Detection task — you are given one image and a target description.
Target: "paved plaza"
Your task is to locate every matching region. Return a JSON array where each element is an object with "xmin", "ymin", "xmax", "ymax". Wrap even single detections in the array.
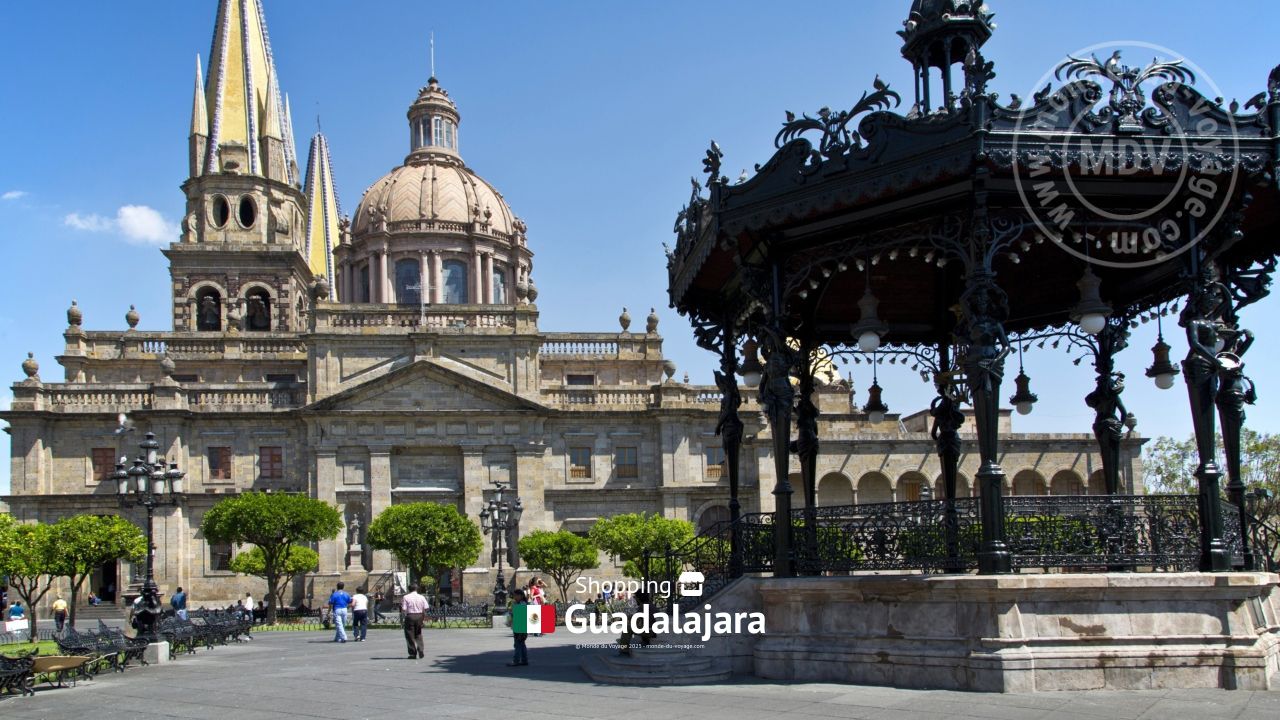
[{"xmin": 4, "ymin": 627, "xmax": 1279, "ymax": 720}]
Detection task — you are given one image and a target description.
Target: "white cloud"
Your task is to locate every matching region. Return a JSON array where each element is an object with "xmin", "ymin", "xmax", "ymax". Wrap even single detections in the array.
[
  {"xmin": 64, "ymin": 212, "xmax": 115, "ymax": 232},
  {"xmin": 2, "ymin": 190, "xmax": 27, "ymax": 200},
  {"xmin": 64, "ymin": 205, "xmax": 178, "ymax": 245},
  {"xmin": 117, "ymin": 205, "xmax": 178, "ymax": 244}
]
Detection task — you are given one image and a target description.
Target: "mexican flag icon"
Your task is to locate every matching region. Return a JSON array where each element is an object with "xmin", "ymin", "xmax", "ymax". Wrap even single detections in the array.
[{"xmin": 513, "ymin": 604, "xmax": 556, "ymax": 634}]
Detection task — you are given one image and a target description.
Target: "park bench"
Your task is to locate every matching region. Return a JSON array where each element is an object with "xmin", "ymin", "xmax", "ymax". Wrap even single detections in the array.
[
  {"xmin": 97, "ymin": 621, "xmax": 149, "ymax": 669},
  {"xmin": 0, "ymin": 651, "xmax": 36, "ymax": 698},
  {"xmin": 31, "ymin": 655, "xmax": 94, "ymax": 688},
  {"xmin": 157, "ymin": 617, "xmax": 198, "ymax": 658},
  {"xmin": 425, "ymin": 603, "xmax": 491, "ymax": 628},
  {"xmin": 56, "ymin": 627, "xmax": 119, "ymax": 673}
]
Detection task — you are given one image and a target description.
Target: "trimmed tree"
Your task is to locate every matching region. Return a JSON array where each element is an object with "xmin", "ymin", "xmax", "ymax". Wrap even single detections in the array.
[
  {"xmin": 200, "ymin": 492, "xmax": 342, "ymax": 623},
  {"xmin": 516, "ymin": 530, "xmax": 599, "ymax": 602},
  {"xmin": 0, "ymin": 517, "xmax": 59, "ymax": 642},
  {"xmin": 367, "ymin": 503, "xmax": 483, "ymax": 600},
  {"xmin": 228, "ymin": 545, "xmax": 319, "ymax": 612},
  {"xmin": 589, "ymin": 512, "xmax": 694, "ymax": 580},
  {"xmin": 50, "ymin": 514, "xmax": 147, "ymax": 628}
]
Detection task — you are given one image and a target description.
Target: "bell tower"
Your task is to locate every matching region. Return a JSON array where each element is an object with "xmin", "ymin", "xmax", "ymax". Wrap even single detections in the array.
[{"xmin": 166, "ymin": 0, "xmax": 311, "ymax": 333}]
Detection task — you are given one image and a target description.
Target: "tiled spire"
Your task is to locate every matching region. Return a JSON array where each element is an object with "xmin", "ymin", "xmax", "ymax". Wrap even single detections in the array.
[{"xmin": 304, "ymin": 132, "xmax": 342, "ymax": 297}]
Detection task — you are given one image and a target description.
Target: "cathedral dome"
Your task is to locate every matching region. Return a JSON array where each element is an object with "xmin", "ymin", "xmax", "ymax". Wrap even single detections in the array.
[
  {"xmin": 352, "ymin": 158, "xmax": 520, "ymax": 240},
  {"xmin": 350, "ymin": 77, "xmax": 524, "ymax": 244},
  {"xmin": 336, "ymin": 76, "xmax": 533, "ymax": 306}
]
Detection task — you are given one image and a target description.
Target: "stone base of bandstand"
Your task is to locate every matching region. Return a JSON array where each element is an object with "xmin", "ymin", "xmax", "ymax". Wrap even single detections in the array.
[
  {"xmin": 661, "ymin": 572, "xmax": 1280, "ymax": 691},
  {"xmin": 737, "ymin": 572, "xmax": 1280, "ymax": 692}
]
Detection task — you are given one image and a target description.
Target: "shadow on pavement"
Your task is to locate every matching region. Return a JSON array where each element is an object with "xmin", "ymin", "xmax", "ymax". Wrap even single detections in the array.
[{"xmin": 432, "ymin": 640, "xmax": 601, "ymax": 683}]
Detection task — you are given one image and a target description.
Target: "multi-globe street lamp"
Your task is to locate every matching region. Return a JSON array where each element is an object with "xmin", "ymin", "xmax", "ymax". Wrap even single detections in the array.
[
  {"xmin": 478, "ymin": 480, "xmax": 522, "ymax": 610},
  {"xmin": 111, "ymin": 431, "xmax": 185, "ymax": 643}
]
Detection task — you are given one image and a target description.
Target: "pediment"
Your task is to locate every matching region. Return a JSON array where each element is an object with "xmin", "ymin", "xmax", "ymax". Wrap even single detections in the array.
[{"xmin": 310, "ymin": 359, "xmax": 542, "ymax": 413}]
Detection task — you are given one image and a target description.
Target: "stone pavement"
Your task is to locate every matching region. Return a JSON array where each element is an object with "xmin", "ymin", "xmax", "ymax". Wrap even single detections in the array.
[{"xmin": 3, "ymin": 625, "xmax": 1278, "ymax": 720}]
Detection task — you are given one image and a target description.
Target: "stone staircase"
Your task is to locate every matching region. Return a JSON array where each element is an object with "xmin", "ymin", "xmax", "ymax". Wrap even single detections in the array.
[
  {"xmin": 73, "ymin": 603, "xmax": 125, "ymax": 622},
  {"xmin": 581, "ymin": 643, "xmax": 732, "ymax": 685}
]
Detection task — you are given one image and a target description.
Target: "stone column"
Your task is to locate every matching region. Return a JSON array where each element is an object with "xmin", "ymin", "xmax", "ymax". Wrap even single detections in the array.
[
  {"xmin": 461, "ymin": 446, "xmax": 490, "ymax": 601},
  {"xmin": 473, "ymin": 251, "xmax": 483, "ymax": 304},
  {"xmin": 431, "ymin": 252, "xmax": 443, "ymax": 304},
  {"xmin": 482, "ymin": 253, "xmax": 494, "ymax": 304},
  {"xmin": 368, "ymin": 448, "xmax": 393, "ymax": 571},
  {"xmin": 419, "ymin": 251, "xmax": 429, "ymax": 305},
  {"xmin": 315, "ymin": 448, "xmax": 344, "ymax": 573},
  {"xmin": 378, "ymin": 248, "xmax": 390, "ymax": 303}
]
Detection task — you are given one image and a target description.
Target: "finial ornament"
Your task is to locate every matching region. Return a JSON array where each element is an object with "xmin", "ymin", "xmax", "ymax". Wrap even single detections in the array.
[
  {"xmin": 646, "ymin": 308, "xmax": 660, "ymax": 334},
  {"xmin": 21, "ymin": 352, "xmax": 38, "ymax": 380},
  {"xmin": 619, "ymin": 307, "xmax": 632, "ymax": 332},
  {"xmin": 126, "ymin": 305, "xmax": 140, "ymax": 329},
  {"xmin": 67, "ymin": 300, "xmax": 83, "ymax": 327}
]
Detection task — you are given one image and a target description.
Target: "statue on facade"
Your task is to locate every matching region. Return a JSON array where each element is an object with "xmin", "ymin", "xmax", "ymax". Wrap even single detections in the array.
[{"xmin": 347, "ymin": 515, "xmax": 362, "ymax": 550}]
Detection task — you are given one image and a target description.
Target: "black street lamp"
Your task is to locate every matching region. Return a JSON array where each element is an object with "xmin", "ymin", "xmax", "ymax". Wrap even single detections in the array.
[
  {"xmin": 111, "ymin": 431, "xmax": 185, "ymax": 643},
  {"xmin": 478, "ymin": 480, "xmax": 522, "ymax": 611}
]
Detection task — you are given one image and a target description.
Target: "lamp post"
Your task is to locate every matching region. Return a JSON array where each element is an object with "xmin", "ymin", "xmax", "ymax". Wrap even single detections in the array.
[
  {"xmin": 478, "ymin": 480, "xmax": 522, "ymax": 611},
  {"xmin": 111, "ymin": 431, "xmax": 185, "ymax": 644}
]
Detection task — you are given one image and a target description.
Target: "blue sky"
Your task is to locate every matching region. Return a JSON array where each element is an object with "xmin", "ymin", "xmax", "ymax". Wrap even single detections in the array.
[{"xmin": 2, "ymin": 1, "xmax": 1278, "ymax": 494}]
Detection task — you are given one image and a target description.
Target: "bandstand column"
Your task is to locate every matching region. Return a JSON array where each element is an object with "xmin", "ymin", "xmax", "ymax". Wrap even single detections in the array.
[
  {"xmin": 794, "ymin": 339, "xmax": 820, "ymax": 574},
  {"xmin": 1216, "ymin": 295, "xmax": 1257, "ymax": 569},
  {"xmin": 1181, "ymin": 259, "xmax": 1231, "ymax": 572},
  {"xmin": 760, "ymin": 328, "xmax": 795, "ymax": 578},
  {"xmin": 930, "ymin": 344, "xmax": 965, "ymax": 571},
  {"xmin": 713, "ymin": 325, "xmax": 745, "ymax": 578},
  {"xmin": 963, "ymin": 269, "xmax": 1011, "ymax": 574},
  {"xmin": 1088, "ymin": 320, "xmax": 1129, "ymax": 495}
]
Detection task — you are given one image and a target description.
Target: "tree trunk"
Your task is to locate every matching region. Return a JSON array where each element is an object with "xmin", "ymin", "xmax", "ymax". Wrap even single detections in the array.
[
  {"xmin": 264, "ymin": 569, "xmax": 278, "ymax": 624},
  {"xmin": 68, "ymin": 573, "xmax": 88, "ymax": 628}
]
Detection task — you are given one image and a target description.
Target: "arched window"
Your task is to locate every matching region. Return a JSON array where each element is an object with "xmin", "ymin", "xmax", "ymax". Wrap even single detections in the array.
[
  {"xmin": 358, "ymin": 263, "xmax": 371, "ymax": 303},
  {"xmin": 432, "ymin": 116, "xmax": 443, "ymax": 147},
  {"xmin": 195, "ymin": 288, "xmax": 222, "ymax": 331},
  {"xmin": 1053, "ymin": 470, "xmax": 1086, "ymax": 496},
  {"xmin": 492, "ymin": 265, "xmax": 507, "ymax": 304},
  {"xmin": 244, "ymin": 288, "xmax": 271, "ymax": 332},
  {"xmin": 395, "ymin": 258, "xmax": 421, "ymax": 305},
  {"xmin": 817, "ymin": 473, "xmax": 853, "ymax": 506},
  {"xmin": 898, "ymin": 471, "xmax": 929, "ymax": 502},
  {"xmin": 1012, "ymin": 470, "xmax": 1047, "ymax": 496},
  {"xmin": 856, "ymin": 472, "xmax": 892, "ymax": 504},
  {"xmin": 697, "ymin": 506, "xmax": 731, "ymax": 534},
  {"xmin": 442, "ymin": 259, "xmax": 467, "ymax": 304}
]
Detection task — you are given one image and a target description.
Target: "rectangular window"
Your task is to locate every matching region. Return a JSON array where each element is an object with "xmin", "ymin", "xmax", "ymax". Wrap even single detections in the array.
[
  {"xmin": 705, "ymin": 446, "xmax": 726, "ymax": 478},
  {"xmin": 171, "ymin": 374, "xmax": 199, "ymax": 383},
  {"xmin": 569, "ymin": 447, "xmax": 592, "ymax": 479},
  {"xmin": 265, "ymin": 373, "xmax": 296, "ymax": 383},
  {"xmin": 259, "ymin": 446, "xmax": 283, "ymax": 480},
  {"xmin": 209, "ymin": 542, "xmax": 233, "ymax": 572},
  {"xmin": 566, "ymin": 374, "xmax": 595, "ymax": 386},
  {"xmin": 91, "ymin": 448, "xmax": 116, "ymax": 482},
  {"xmin": 208, "ymin": 446, "xmax": 233, "ymax": 480},
  {"xmin": 615, "ymin": 447, "xmax": 638, "ymax": 478}
]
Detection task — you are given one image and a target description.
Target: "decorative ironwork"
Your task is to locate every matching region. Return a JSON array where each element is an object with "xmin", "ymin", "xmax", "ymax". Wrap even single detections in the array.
[
  {"xmin": 792, "ymin": 499, "xmax": 982, "ymax": 574},
  {"xmin": 660, "ymin": 512, "xmax": 776, "ymax": 610},
  {"xmin": 775, "ymin": 76, "xmax": 902, "ymax": 158},
  {"xmin": 1005, "ymin": 495, "xmax": 1200, "ymax": 571},
  {"xmin": 1055, "ymin": 51, "xmax": 1196, "ymax": 132}
]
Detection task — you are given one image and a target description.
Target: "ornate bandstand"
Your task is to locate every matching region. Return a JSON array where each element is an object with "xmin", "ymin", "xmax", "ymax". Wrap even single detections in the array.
[{"xmin": 660, "ymin": 0, "xmax": 1280, "ymax": 691}]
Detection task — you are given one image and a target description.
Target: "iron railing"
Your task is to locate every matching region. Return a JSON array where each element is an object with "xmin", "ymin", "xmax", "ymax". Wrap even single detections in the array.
[{"xmin": 655, "ymin": 493, "xmax": 1255, "ymax": 605}]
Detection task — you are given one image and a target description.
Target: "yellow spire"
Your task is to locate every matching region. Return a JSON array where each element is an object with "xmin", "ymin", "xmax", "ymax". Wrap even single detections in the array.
[
  {"xmin": 202, "ymin": 0, "xmax": 294, "ymax": 183},
  {"xmin": 282, "ymin": 93, "xmax": 299, "ymax": 184},
  {"xmin": 304, "ymin": 132, "xmax": 341, "ymax": 297},
  {"xmin": 191, "ymin": 55, "xmax": 207, "ymax": 138}
]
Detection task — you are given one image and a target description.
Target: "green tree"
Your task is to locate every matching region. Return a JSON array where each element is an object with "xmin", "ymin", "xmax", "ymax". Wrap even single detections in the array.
[
  {"xmin": 0, "ymin": 517, "xmax": 58, "ymax": 642},
  {"xmin": 50, "ymin": 514, "xmax": 147, "ymax": 628},
  {"xmin": 589, "ymin": 512, "xmax": 694, "ymax": 579},
  {"xmin": 516, "ymin": 530, "xmax": 599, "ymax": 601},
  {"xmin": 228, "ymin": 545, "xmax": 319, "ymax": 611},
  {"xmin": 200, "ymin": 492, "xmax": 342, "ymax": 623},
  {"xmin": 367, "ymin": 503, "xmax": 483, "ymax": 599},
  {"xmin": 1144, "ymin": 430, "xmax": 1280, "ymax": 495}
]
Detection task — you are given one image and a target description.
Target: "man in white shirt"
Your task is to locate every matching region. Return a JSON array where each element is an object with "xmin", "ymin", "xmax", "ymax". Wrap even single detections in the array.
[
  {"xmin": 241, "ymin": 592, "xmax": 255, "ymax": 636},
  {"xmin": 351, "ymin": 587, "xmax": 370, "ymax": 642},
  {"xmin": 401, "ymin": 584, "xmax": 429, "ymax": 659}
]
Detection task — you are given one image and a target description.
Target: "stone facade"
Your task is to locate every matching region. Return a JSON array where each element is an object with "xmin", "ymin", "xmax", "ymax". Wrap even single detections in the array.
[{"xmin": 0, "ymin": 0, "xmax": 1144, "ymax": 611}]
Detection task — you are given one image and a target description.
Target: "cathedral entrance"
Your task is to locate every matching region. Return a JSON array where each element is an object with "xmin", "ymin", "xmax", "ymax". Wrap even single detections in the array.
[{"xmin": 91, "ymin": 559, "xmax": 118, "ymax": 603}]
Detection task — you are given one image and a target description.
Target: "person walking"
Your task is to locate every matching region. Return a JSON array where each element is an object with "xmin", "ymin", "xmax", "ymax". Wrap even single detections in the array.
[
  {"xmin": 507, "ymin": 589, "xmax": 529, "ymax": 667},
  {"xmin": 241, "ymin": 592, "xmax": 254, "ymax": 621},
  {"xmin": 52, "ymin": 595, "xmax": 69, "ymax": 632},
  {"xmin": 371, "ymin": 591, "xmax": 386, "ymax": 623},
  {"xmin": 170, "ymin": 586, "xmax": 188, "ymax": 620},
  {"xmin": 329, "ymin": 582, "xmax": 352, "ymax": 643},
  {"xmin": 401, "ymin": 583, "xmax": 427, "ymax": 659},
  {"xmin": 351, "ymin": 586, "xmax": 369, "ymax": 642}
]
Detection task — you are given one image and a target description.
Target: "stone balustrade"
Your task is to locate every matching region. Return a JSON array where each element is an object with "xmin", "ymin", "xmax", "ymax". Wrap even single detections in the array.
[
  {"xmin": 314, "ymin": 304, "xmax": 523, "ymax": 332},
  {"xmin": 10, "ymin": 382, "xmax": 304, "ymax": 413},
  {"xmin": 540, "ymin": 340, "xmax": 620, "ymax": 357},
  {"xmin": 64, "ymin": 331, "xmax": 307, "ymax": 360},
  {"xmin": 540, "ymin": 383, "xmax": 752, "ymax": 411}
]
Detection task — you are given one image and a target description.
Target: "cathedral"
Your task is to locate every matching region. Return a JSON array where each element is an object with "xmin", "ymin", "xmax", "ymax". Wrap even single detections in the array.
[{"xmin": 1, "ymin": 0, "xmax": 1143, "ymax": 607}]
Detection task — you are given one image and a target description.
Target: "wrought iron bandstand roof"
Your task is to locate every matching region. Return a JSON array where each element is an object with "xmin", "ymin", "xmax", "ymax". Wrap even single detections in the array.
[{"xmin": 668, "ymin": 10, "xmax": 1280, "ymax": 345}]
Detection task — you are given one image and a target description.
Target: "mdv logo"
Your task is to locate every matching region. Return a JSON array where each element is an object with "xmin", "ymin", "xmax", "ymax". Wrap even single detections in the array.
[{"xmin": 677, "ymin": 571, "xmax": 705, "ymax": 597}]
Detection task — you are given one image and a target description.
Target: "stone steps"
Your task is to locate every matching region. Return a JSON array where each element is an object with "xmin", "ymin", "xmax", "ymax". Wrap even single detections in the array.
[{"xmin": 581, "ymin": 646, "xmax": 731, "ymax": 685}]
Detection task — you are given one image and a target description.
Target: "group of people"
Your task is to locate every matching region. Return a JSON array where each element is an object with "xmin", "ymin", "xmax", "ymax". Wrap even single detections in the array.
[
  {"xmin": 326, "ymin": 582, "xmax": 371, "ymax": 643},
  {"xmin": 508, "ymin": 576, "xmax": 549, "ymax": 667}
]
